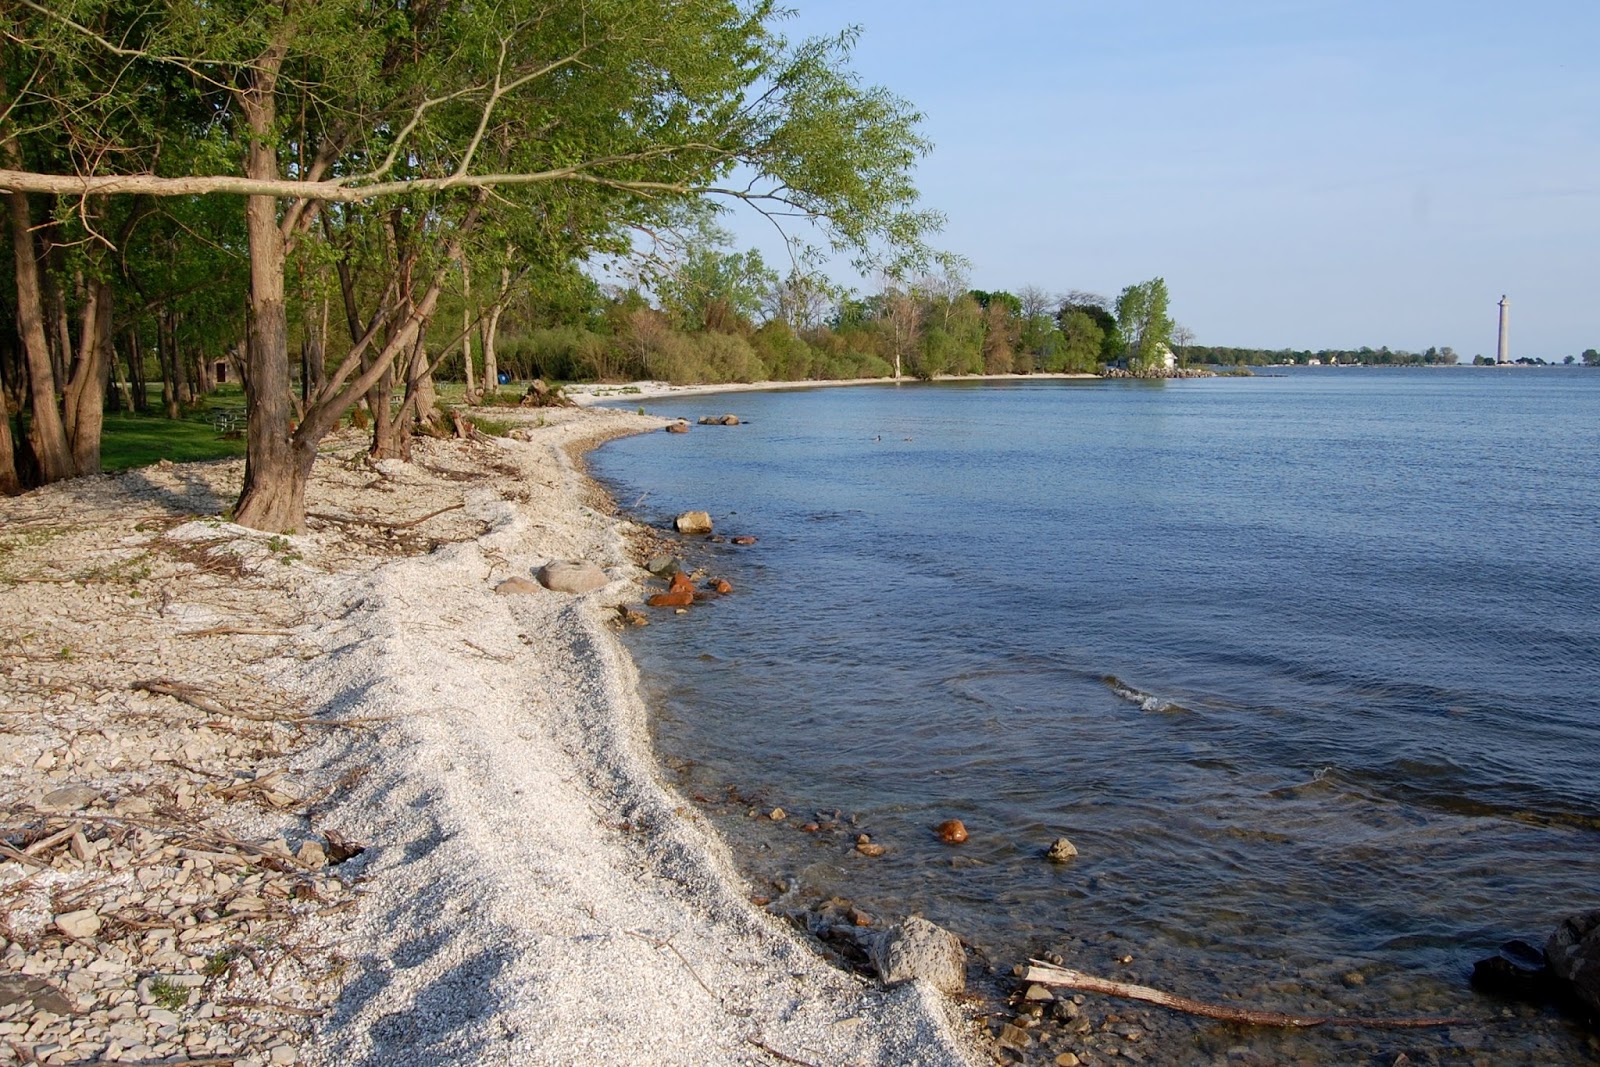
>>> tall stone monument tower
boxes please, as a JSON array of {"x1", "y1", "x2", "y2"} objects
[{"x1": 1497, "y1": 295, "x2": 1510, "y2": 364}]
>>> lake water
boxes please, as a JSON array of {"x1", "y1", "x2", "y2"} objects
[{"x1": 590, "y1": 368, "x2": 1600, "y2": 1064}]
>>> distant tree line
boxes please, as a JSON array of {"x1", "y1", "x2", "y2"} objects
[
  {"x1": 473, "y1": 220, "x2": 1183, "y2": 385},
  {"x1": 1187, "y1": 345, "x2": 1460, "y2": 367}
]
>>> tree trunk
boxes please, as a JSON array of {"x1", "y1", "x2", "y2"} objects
[
  {"x1": 158, "y1": 310, "x2": 179, "y2": 418},
  {"x1": 366, "y1": 361, "x2": 401, "y2": 459},
  {"x1": 231, "y1": 45, "x2": 302, "y2": 533},
  {"x1": 63, "y1": 275, "x2": 113, "y2": 475},
  {"x1": 0, "y1": 381, "x2": 20, "y2": 495},
  {"x1": 4, "y1": 171, "x2": 74, "y2": 483},
  {"x1": 301, "y1": 292, "x2": 328, "y2": 402},
  {"x1": 127, "y1": 322, "x2": 147, "y2": 412},
  {"x1": 111, "y1": 330, "x2": 135, "y2": 414},
  {"x1": 460, "y1": 257, "x2": 477, "y2": 400},
  {"x1": 481, "y1": 254, "x2": 511, "y2": 395}
]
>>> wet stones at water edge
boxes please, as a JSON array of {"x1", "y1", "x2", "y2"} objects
[
  {"x1": 664, "y1": 420, "x2": 690, "y2": 433},
  {"x1": 674, "y1": 510, "x2": 713, "y2": 535},
  {"x1": 1547, "y1": 909, "x2": 1600, "y2": 1021},
  {"x1": 644, "y1": 554, "x2": 682, "y2": 577},
  {"x1": 1472, "y1": 938, "x2": 1555, "y2": 1002},
  {"x1": 868, "y1": 916, "x2": 966, "y2": 994},
  {"x1": 698, "y1": 413, "x2": 741, "y2": 425},
  {"x1": 535, "y1": 560, "x2": 610, "y2": 594},
  {"x1": 854, "y1": 833, "x2": 886, "y2": 858},
  {"x1": 647, "y1": 571, "x2": 697, "y2": 608},
  {"x1": 1470, "y1": 911, "x2": 1600, "y2": 1027}
]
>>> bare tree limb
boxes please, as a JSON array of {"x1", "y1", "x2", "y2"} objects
[{"x1": 1022, "y1": 961, "x2": 1470, "y2": 1030}]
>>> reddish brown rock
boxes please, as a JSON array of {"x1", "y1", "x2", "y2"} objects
[
  {"x1": 669, "y1": 571, "x2": 695, "y2": 595},
  {"x1": 732, "y1": 536, "x2": 758, "y2": 545},
  {"x1": 665, "y1": 421, "x2": 690, "y2": 434},
  {"x1": 647, "y1": 590, "x2": 694, "y2": 608},
  {"x1": 934, "y1": 819, "x2": 969, "y2": 845},
  {"x1": 708, "y1": 578, "x2": 733, "y2": 594}
]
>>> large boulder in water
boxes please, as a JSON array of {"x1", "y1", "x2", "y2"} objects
[
  {"x1": 674, "y1": 510, "x2": 713, "y2": 535},
  {"x1": 1546, "y1": 910, "x2": 1600, "y2": 1020},
  {"x1": 868, "y1": 916, "x2": 965, "y2": 994}
]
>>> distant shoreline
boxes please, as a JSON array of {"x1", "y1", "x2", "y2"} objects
[{"x1": 565, "y1": 371, "x2": 1101, "y2": 406}]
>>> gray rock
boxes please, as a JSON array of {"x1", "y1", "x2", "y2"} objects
[
  {"x1": 1046, "y1": 837, "x2": 1078, "y2": 863},
  {"x1": 674, "y1": 511, "x2": 714, "y2": 535},
  {"x1": 0, "y1": 976, "x2": 72, "y2": 1014},
  {"x1": 644, "y1": 554, "x2": 682, "y2": 577},
  {"x1": 535, "y1": 560, "x2": 609, "y2": 594},
  {"x1": 868, "y1": 916, "x2": 965, "y2": 994},
  {"x1": 39, "y1": 785, "x2": 100, "y2": 812},
  {"x1": 55, "y1": 909, "x2": 102, "y2": 939},
  {"x1": 1546, "y1": 909, "x2": 1600, "y2": 1018},
  {"x1": 494, "y1": 577, "x2": 541, "y2": 596}
]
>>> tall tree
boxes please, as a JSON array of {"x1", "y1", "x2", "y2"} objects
[
  {"x1": 1115, "y1": 277, "x2": 1174, "y2": 375},
  {"x1": 1, "y1": 1, "x2": 940, "y2": 529}
]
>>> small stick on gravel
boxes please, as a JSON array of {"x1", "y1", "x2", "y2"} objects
[
  {"x1": 307, "y1": 501, "x2": 464, "y2": 530},
  {"x1": 748, "y1": 1037, "x2": 823, "y2": 1067},
  {"x1": 181, "y1": 626, "x2": 296, "y2": 638},
  {"x1": 1023, "y1": 961, "x2": 1471, "y2": 1029}
]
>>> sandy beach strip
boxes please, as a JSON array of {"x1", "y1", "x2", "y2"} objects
[{"x1": 0, "y1": 406, "x2": 979, "y2": 1067}]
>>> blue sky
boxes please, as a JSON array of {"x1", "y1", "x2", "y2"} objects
[{"x1": 724, "y1": 1, "x2": 1598, "y2": 358}]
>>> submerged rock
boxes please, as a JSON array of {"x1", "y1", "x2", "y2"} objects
[
  {"x1": 869, "y1": 916, "x2": 965, "y2": 994},
  {"x1": 1046, "y1": 837, "x2": 1079, "y2": 863},
  {"x1": 934, "y1": 819, "x2": 968, "y2": 845},
  {"x1": 1472, "y1": 940, "x2": 1552, "y2": 1000},
  {"x1": 674, "y1": 510, "x2": 713, "y2": 535},
  {"x1": 665, "y1": 421, "x2": 690, "y2": 434}
]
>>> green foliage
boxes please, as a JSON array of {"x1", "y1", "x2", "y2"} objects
[
  {"x1": 1053, "y1": 310, "x2": 1105, "y2": 373},
  {"x1": 1115, "y1": 277, "x2": 1174, "y2": 374},
  {"x1": 147, "y1": 978, "x2": 190, "y2": 1012}
]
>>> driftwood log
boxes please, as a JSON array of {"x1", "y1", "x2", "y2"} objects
[{"x1": 1023, "y1": 960, "x2": 1470, "y2": 1030}]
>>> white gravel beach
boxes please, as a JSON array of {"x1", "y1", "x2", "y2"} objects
[{"x1": 0, "y1": 405, "x2": 980, "y2": 1066}]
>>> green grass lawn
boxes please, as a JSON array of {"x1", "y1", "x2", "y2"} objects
[{"x1": 100, "y1": 411, "x2": 248, "y2": 472}]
